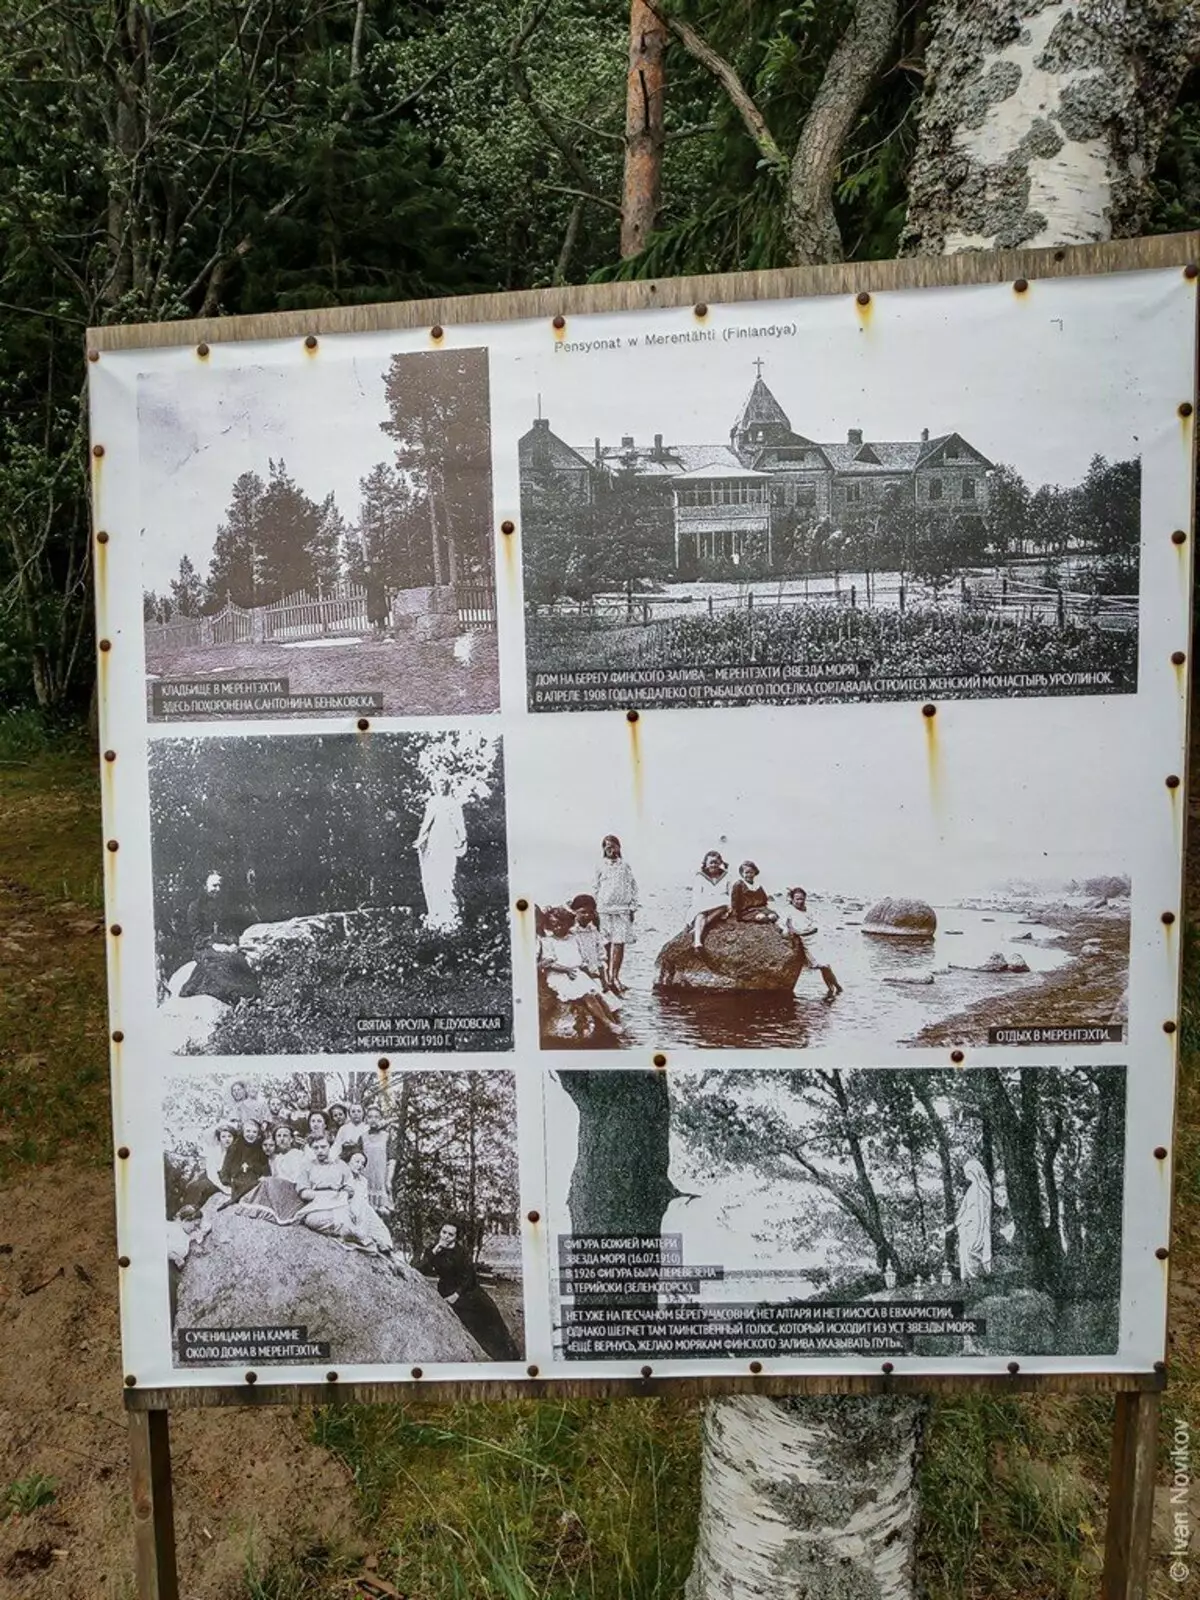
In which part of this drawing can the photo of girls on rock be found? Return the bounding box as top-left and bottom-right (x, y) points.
(148, 729), (512, 1054)
(517, 705), (1131, 1052)
(163, 1070), (522, 1366)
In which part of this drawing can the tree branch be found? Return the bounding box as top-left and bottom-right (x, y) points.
(643, 1), (786, 176)
(785, 0), (898, 263)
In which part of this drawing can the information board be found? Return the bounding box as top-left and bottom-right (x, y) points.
(89, 239), (1194, 1395)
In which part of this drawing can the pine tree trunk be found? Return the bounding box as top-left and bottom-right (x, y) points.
(619, 1), (667, 258)
(686, 1396), (925, 1599)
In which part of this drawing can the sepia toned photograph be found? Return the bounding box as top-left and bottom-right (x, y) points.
(148, 730), (512, 1054)
(548, 1064), (1125, 1360)
(163, 1069), (522, 1366)
(524, 713), (1130, 1054)
(519, 336), (1141, 713)
(140, 346), (498, 720)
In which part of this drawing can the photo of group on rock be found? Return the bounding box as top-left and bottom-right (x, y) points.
(521, 710), (1131, 1053)
(549, 1064), (1125, 1358)
(164, 1070), (522, 1366)
(519, 347), (1141, 712)
(140, 345), (498, 719)
(149, 729), (512, 1054)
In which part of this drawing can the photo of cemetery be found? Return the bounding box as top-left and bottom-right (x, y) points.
(141, 346), (499, 720)
(520, 362), (1140, 711)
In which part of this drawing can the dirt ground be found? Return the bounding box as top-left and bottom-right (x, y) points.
(145, 631), (499, 719)
(0, 1163), (361, 1599)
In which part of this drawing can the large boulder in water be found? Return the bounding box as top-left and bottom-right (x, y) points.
(862, 897), (937, 938)
(176, 1205), (484, 1365)
(655, 920), (806, 992)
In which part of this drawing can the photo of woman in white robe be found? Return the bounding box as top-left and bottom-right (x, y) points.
(415, 777), (468, 933)
(949, 1159), (993, 1279)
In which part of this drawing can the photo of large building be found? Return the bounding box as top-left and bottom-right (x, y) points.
(519, 366), (993, 574)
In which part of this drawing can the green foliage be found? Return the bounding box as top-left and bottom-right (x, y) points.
(2, 1474), (58, 1516)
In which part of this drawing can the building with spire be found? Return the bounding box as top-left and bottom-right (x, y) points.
(518, 367), (993, 575)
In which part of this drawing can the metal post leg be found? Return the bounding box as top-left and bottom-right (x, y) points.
(1101, 1389), (1160, 1600)
(128, 1409), (180, 1600)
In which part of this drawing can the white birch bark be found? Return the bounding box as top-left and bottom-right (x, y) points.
(686, 1396), (924, 1600)
(687, 9), (1200, 1598)
(902, 0), (1200, 254)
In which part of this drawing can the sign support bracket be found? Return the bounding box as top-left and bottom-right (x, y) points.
(129, 1409), (180, 1600)
(1100, 1388), (1161, 1599)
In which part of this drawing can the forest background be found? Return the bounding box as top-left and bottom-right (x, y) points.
(1, 2), (1199, 1598)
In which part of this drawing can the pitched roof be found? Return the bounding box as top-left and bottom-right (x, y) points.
(821, 439), (943, 474)
(518, 423), (594, 473)
(574, 443), (746, 477)
(733, 376), (792, 435)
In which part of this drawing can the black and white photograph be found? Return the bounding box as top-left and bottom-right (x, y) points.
(163, 1070), (522, 1367)
(140, 346), (499, 720)
(518, 323), (1144, 713)
(549, 1065), (1125, 1360)
(149, 729), (512, 1054)
(524, 712), (1130, 1053)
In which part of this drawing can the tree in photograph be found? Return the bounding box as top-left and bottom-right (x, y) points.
(986, 464), (1031, 562)
(169, 554), (205, 618)
(561, 1070), (677, 1238)
(311, 494), (346, 595)
(380, 349), (493, 587)
(204, 471), (267, 611)
(254, 460), (325, 602)
(349, 462), (433, 592)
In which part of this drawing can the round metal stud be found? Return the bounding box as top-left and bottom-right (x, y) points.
(527, 1210), (540, 1224)
(516, 897), (529, 912)
(501, 520), (515, 535)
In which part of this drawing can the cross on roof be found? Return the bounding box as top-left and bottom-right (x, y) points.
(753, 357), (765, 378)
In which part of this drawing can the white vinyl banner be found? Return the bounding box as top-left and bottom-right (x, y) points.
(89, 262), (1194, 1389)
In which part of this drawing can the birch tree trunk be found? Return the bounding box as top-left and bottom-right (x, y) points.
(902, 0), (1200, 253)
(686, 1397), (925, 1600)
(686, 6), (1200, 1595)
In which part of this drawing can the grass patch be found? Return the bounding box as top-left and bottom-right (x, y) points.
(3, 1473), (58, 1518)
(255, 1398), (699, 1599)
(0, 734), (110, 1180)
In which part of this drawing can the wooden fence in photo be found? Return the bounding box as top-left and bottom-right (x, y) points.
(146, 581), (496, 650)
(531, 571), (1139, 630)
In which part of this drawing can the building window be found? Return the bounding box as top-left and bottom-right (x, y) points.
(961, 477), (977, 501)
(845, 483), (862, 503)
(928, 478), (943, 502)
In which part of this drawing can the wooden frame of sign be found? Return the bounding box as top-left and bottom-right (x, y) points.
(91, 231), (1196, 1600)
